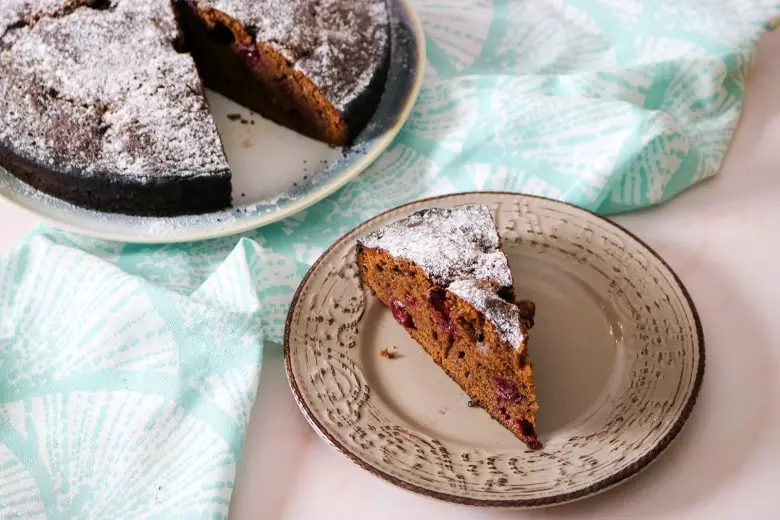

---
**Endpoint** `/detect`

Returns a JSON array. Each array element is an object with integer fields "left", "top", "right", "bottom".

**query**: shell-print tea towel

[
  {"left": 0, "top": 235, "right": 265, "bottom": 519},
  {"left": 2, "top": 0, "right": 780, "bottom": 518},
  {"left": 408, "top": 0, "right": 779, "bottom": 213}
]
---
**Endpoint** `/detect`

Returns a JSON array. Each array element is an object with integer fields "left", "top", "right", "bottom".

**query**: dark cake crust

[{"left": 0, "top": 142, "right": 230, "bottom": 216}]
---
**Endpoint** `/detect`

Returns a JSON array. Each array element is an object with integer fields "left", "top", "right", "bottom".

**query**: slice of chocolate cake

[
  {"left": 173, "top": 0, "right": 390, "bottom": 146},
  {"left": 356, "top": 205, "right": 542, "bottom": 450}
]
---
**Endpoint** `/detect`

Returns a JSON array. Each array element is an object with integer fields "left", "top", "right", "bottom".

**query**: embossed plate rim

[
  {"left": 284, "top": 192, "right": 705, "bottom": 508},
  {"left": 0, "top": 0, "right": 425, "bottom": 244}
]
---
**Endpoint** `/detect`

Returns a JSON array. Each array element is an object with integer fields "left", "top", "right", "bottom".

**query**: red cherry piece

[
  {"left": 390, "top": 299, "right": 414, "bottom": 329},
  {"left": 238, "top": 45, "right": 262, "bottom": 67},
  {"left": 427, "top": 287, "right": 452, "bottom": 334},
  {"left": 495, "top": 377, "right": 524, "bottom": 403}
]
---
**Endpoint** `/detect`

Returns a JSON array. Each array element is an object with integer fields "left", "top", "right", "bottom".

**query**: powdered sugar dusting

[
  {"left": 449, "top": 279, "right": 527, "bottom": 352},
  {"left": 358, "top": 205, "right": 514, "bottom": 289},
  {"left": 1, "top": 0, "right": 70, "bottom": 36},
  {"left": 0, "top": 0, "right": 229, "bottom": 179},
  {"left": 201, "top": 0, "right": 389, "bottom": 110},
  {"left": 0, "top": 0, "right": 79, "bottom": 49}
]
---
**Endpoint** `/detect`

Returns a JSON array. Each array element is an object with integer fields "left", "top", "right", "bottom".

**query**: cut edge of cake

[
  {"left": 172, "top": 0, "right": 391, "bottom": 147},
  {"left": 356, "top": 204, "right": 542, "bottom": 450}
]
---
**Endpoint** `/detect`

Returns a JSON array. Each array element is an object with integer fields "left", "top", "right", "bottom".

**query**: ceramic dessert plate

[
  {"left": 285, "top": 192, "right": 705, "bottom": 507},
  {"left": 0, "top": 0, "right": 424, "bottom": 244}
]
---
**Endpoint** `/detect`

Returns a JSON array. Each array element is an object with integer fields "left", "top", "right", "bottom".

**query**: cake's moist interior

[
  {"left": 172, "top": 1, "right": 350, "bottom": 145},
  {"left": 358, "top": 246, "right": 542, "bottom": 450}
]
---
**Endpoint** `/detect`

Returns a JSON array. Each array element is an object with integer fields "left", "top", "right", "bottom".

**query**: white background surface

[{"left": 2, "top": 30, "right": 780, "bottom": 520}]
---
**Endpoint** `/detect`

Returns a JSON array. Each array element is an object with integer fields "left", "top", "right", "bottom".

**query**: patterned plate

[
  {"left": 0, "top": 0, "right": 424, "bottom": 244},
  {"left": 284, "top": 192, "right": 704, "bottom": 508}
]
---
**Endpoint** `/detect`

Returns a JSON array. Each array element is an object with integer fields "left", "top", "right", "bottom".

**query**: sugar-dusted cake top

[
  {"left": 0, "top": 0, "right": 229, "bottom": 180},
  {"left": 358, "top": 204, "right": 530, "bottom": 350},
  {"left": 198, "top": 0, "right": 390, "bottom": 111},
  {"left": 358, "top": 204, "right": 513, "bottom": 289}
]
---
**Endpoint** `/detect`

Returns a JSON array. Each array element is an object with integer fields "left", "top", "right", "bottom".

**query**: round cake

[{"left": 0, "top": 0, "right": 390, "bottom": 216}]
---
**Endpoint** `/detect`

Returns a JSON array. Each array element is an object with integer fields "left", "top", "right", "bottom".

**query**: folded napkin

[{"left": 2, "top": 1, "right": 777, "bottom": 517}]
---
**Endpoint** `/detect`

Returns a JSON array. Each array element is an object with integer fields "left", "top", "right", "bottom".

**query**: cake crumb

[
  {"left": 467, "top": 400, "right": 480, "bottom": 408},
  {"left": 227, "top": 113, "right": 241, "bottom": 121},
  {"left": 379, "top": 348, "right": 396, "bottom": 359}
]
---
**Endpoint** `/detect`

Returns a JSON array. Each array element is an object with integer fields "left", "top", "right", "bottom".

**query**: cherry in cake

[{"left": 356, "top": 205, "right": 542, "bottom": 450}]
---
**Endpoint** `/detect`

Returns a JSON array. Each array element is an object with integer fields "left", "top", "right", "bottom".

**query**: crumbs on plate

[{"left": 379, "top": 348, "right": 397, "bottom": 359}]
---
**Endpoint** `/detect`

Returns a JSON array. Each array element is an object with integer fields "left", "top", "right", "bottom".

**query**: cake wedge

[{"left": 356, "top": 204, "right": 542, "bottom": 449}]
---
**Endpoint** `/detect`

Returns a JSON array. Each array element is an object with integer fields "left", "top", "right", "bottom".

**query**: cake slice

[{"left": 356, "top": 205, "right": 542, "bottom": 449}]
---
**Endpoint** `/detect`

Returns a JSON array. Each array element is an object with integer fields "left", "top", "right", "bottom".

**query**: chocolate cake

[
  {"left": 0, "top": 0, "right": 390, "bottom": 216},
  {"left": 356, "top": 205, "right": 542, "bottom": 450}
]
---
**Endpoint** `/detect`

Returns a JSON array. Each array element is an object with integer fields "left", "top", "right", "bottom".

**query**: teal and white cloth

[{"left": 1, "top": 1, "right": 778, "bottom": 517}]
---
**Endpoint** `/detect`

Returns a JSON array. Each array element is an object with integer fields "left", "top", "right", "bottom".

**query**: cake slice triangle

[{"left": 356, "top": 204, "right": 542, "bottom": 449}]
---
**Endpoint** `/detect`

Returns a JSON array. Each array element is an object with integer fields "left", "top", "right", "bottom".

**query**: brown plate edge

[{"left": 283, "top": 191, "right": 706, "bottom": 508}]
